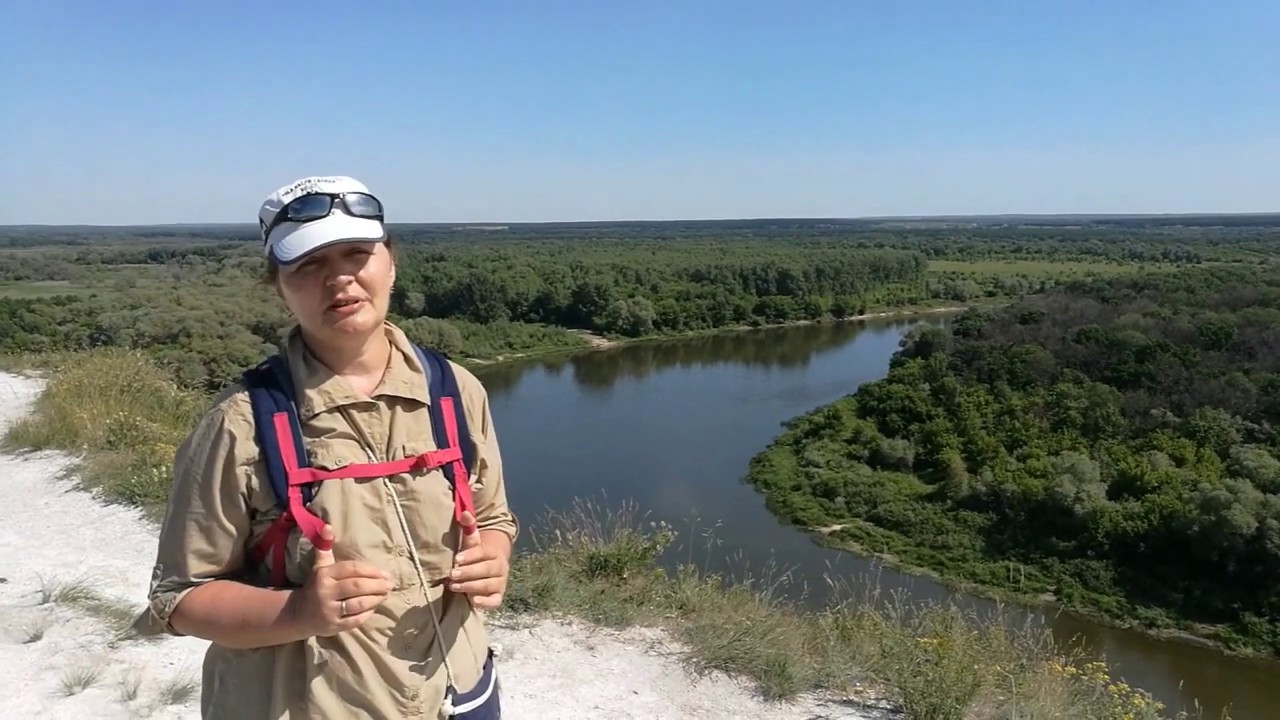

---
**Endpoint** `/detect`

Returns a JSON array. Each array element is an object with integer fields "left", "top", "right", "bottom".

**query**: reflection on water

[
  {"left": 473, "top": 316, "right": 1276, "bottom": 720},
  {"left": 478, "top": 319, "right": 884, "bottom": 395}
]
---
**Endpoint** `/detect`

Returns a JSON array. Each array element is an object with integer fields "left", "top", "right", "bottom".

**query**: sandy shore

[{"left": 0, "top": 371, "right": 891, "bottom": 719}]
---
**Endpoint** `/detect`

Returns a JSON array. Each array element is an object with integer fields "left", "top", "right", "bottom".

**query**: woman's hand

[
  {"left": 288, "top": 525, "right": 395, "bottom": 637},
  {"left": 449, "top": 511, "right": 512, "bottom": 610}
]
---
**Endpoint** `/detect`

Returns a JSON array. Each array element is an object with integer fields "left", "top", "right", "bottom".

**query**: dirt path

[{"left": 0, "top": 371, "right": 888, "bottom": 719}]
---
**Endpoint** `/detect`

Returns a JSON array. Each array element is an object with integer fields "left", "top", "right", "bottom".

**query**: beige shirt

[{"left": 135, "top": 322, "right": 519, "bottom": 719}]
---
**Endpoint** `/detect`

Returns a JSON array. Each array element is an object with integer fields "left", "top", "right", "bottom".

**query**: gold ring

[{"left": 340, "top": 599, "right": 347, "bottom": 617}]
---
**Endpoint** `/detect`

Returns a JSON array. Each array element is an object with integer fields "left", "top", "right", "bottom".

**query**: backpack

[{"left": 239, "top": 343, "right": 477, "bottom": 587}]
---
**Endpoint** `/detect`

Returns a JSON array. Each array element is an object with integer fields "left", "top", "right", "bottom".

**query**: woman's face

[{"left": 275, "top": 240, "right": 396, "bottom": 345}]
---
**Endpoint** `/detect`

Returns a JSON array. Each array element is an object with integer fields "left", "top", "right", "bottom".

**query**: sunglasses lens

[
  {"left": 286, "top": 194, "right": 334, "bottom": 222},
  {"left": 343, "top": 193, "right": 383, "bottom": 219}
]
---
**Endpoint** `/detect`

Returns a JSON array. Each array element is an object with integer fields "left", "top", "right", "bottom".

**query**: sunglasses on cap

[{"left": 260, "top": 192, "right": 385, "bottom": 244}]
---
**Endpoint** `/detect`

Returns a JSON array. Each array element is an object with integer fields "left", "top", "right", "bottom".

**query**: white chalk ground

[{"left": 0, "top": 371, "right": 894, "bottom": 719}]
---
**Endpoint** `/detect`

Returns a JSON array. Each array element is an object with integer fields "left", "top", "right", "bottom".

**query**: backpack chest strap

[{"left": 268, "top": 410, "right": 475, "bottom": 551}]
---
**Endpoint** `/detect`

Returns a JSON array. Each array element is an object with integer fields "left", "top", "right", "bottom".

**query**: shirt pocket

[
  {"left": 278, "top": 440, "right": 395, "bottom": 580},
  {"left": 392, "top": 438, "right": 461, "bottom": 576}
]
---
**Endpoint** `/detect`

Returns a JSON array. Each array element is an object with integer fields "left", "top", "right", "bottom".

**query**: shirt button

[{"left": 395, "top": 546, "right": 408, "bottom": 556}]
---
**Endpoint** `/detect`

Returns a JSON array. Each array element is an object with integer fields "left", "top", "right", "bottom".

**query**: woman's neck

[{"left": 305, "top": 327, "right": 393, "bottom": 396}]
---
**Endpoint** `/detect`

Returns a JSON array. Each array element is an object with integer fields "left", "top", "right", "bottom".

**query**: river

[{"left": 472, "top": 316, "right": 1277, "bottom": 720}]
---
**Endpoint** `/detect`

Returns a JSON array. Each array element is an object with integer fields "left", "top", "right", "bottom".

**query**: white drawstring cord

[
  {"left": 337, "top": 405, "right": 473, "bottom": 716},
  {"left": 383, "top": 477, "right": 458, "bottom": 697}
]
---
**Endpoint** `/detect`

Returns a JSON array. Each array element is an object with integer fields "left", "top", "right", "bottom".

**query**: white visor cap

[{"left": 258, "top": 175, "right": 386, "bottom": 265}]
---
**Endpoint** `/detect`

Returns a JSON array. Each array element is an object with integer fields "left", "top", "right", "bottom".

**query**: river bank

[
  {"left": 748, "top": 414, "right": 1276, "bottom": 666},
  {"left": 796, "top": 514, "right": 1245, "bottom": 656},
  {"left": 460, "top": 300, "right": 979, "bottom": 367}
]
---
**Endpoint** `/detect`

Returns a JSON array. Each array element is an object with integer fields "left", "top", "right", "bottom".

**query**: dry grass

[
  {"left": 37, "top": 573, "right": 143, "bottom": 638},
  {"left": 158, "top": 672, "right": 199, "bottom": 706},
  {"left": 58, "top": 663, "right": 103, "bottom": 696},
  {"left": 37, "top": 575, "right": 98, "bottom": 605},
  {"left": 117, "top": 668, "right": 143, "bottom": 703},
  {"left": 504, "top": 498, "right": 1214, "bottom": 720},
  {"left": 21, "top": 615, "right": 49, "bottom": 644},
  {"left": 1, "top": 348, "right": 204, "bottom": 512}
]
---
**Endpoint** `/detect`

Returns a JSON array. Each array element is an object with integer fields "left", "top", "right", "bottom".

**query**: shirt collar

[{"left": 284, "top": 321, "right": 431, "bottom": 420}]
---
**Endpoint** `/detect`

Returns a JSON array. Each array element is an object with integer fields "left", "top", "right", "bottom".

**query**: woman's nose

[{"left": 325, "top": 271, "right": 355, "bottom": 288}]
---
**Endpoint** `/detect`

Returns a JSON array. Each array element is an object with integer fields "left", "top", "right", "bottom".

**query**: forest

[
  {"left": 0, "top": 220, "right": 1273, "bottom": 395},
  {"left": 0, "top": 236, "right": 931, "bottom": 392},
  {"left": 746, "top": 262, "right": 1280, "bottom": 656}
]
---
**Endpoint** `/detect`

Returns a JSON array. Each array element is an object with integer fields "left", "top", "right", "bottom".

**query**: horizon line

[{"left": 4, "top": 209, "right": 1280, "bottom": 229}]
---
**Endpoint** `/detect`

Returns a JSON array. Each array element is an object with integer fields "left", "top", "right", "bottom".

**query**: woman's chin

[{"left": 321, "top": 304, "right": 383, "bottom": 334}]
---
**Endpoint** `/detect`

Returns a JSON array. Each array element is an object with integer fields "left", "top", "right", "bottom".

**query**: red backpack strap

[
  {"left": 413, "top": 345, "right": 477, "bottom": 534},
  {"left": 242, "top": 355, "right": 316, "bottom": 586},
  {"left": 246, "top": 512, "right": 295, "bottom": 587}
]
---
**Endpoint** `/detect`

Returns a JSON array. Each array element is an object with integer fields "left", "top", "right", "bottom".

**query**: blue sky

[{"left": 2, "top": 1, "right": 1277, "bottom": 224}]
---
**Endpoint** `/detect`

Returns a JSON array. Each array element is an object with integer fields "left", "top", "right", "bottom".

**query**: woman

[{"left": 135, "top": 175, "right": 517, "bottom": 719}]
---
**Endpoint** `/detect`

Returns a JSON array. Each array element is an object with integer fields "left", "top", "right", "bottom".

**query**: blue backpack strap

[
  {"left": 413, "top": 344, "right": 475, "bottom": 486},
  {"left": 241, "top": 354, "right": 314, "bottom": 508}
]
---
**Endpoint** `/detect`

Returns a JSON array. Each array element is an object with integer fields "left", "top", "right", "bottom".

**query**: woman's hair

[{"left": 261, "top": 235, "right": 395, "bottom": 285}]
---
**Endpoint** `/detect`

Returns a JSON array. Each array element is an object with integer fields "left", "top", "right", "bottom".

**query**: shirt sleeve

[
  {"left": 135, "top": 395, "right": 256, "bottom": 636},
  {"left": 458, "top": 366, "right": 519, "bottom": 543}
]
